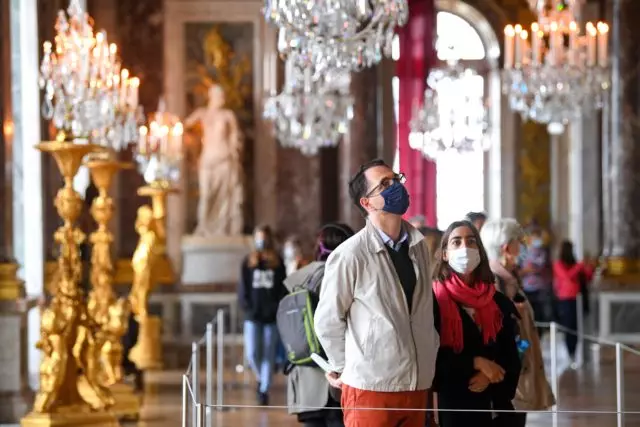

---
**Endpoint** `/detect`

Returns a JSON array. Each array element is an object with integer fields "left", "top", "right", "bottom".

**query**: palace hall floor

[{"left": 7, "top": 337, "right": 640, "bottom": 427}]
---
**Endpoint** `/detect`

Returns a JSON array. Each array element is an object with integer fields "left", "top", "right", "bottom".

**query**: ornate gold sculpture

[
  {"left": 128, "top": 183, "right": 176, "bottom": 370},
  {"left": 21, "top": 140, "right": 119, "bottom": 427},
  {"left": 80, "top": 158, "right": 141, "bottom": 419}
]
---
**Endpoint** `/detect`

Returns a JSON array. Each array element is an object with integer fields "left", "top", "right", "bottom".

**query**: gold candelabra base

[
  {"left": 77, "top": 378, "right": 140, "bottom": 422},
  {"left": 129, "top": 315, "right": 163, "bottom": 371},
  {"left": 137, "top": 182, "right": 178, "bottom": 284},
  {"left": 109, "top": 383, "right": 141, "bottom": 421},
  {"left": 20, "top": 406, "right": 120, "bottom": 427},
  {"left": 22, "top": 141, "right": 119, "bottom": 427},
  {"left": 0, "top": 262, "right": 25, "bottom": 300}
]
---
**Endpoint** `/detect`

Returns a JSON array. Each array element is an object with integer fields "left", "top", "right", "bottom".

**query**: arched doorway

[{"left": 392, "top": 0, "right": 501, "bottom": 229}]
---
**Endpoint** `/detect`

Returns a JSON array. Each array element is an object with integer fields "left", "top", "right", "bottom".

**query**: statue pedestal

[{"left": 181, "top": 235, "right": 252, "bottom": 285}]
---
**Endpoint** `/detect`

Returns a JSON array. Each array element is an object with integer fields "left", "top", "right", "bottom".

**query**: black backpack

[{"left": 276, "top": 264, "right": 326, "bottom": 366}]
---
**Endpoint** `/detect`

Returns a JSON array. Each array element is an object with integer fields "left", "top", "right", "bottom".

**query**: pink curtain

[{"left": 396, "top": 0, "right": 437, "bottom": 226}]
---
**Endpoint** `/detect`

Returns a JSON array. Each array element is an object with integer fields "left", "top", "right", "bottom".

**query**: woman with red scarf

[{"left": 432, "top": 221, "right": 521, "bottom": 427}]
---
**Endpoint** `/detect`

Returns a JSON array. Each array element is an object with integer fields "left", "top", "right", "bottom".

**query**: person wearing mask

[
  {"left": 314, "top": 159, "right": 439, "bottom": 427},
  {"left": 519, "top": 226, "right": 552, "bottom": 335},
  {"left": 480, "top": 219, "right": 555, "bottom": 426},
  {"left": 464, "top": 211, "right": 487, "bottom": 232},
  {"left": 432, "top": 220, "right": 521, "bottom": 427},
  {"left": 552, "top": 240, "right": 594, "bottom": 368},
  {"left": 238, "top": 225, "right": 287, "bottom": 405},
  {"left": 283, "top": 236, "right": 309, "bottom": 276},
  {"left": 285, "top": 223, "right": 355, "bottom": 427}
]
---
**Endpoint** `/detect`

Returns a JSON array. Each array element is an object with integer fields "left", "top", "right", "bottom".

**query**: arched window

[{"left": 392, "top": 9, "right": 495, "bottom": 229}]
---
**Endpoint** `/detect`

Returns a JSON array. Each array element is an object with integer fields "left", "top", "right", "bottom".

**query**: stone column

[
  {"left": 568, "top": 115, "right": 602, "bottom": 260},
  {"left": 5, "top": 0, "right": 43, "bottom": 418},
  {"left": 339, "top": 67, "right": 380, "bottom": 230},
  {"left": 550, "top": 133, "right": 570, "bottom": 242},
  {"left": 605, "top": 0, "right": 640, "bottom": 276}
]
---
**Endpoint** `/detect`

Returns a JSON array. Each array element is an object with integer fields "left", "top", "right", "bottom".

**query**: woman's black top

[
  {"left": 238, "top": 256, "right": 287, "bottom": 324},
  {"left": 432, "top": 292, "right": 521, "bottom": 425}
]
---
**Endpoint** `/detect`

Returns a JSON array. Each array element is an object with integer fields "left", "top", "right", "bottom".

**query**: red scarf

[{"left": 434, "top": 274, "right": 502, "bottom": 353}]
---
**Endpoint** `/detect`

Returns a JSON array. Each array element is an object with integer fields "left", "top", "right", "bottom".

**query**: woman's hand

[
  {"left": 473, "top": 357, "right": 505, "bottom": 383},
  {"left": 326, "top": 372, "right": 343, "bottom": 389},
  {"left": 468, "top": 372, "right": 491, "bottom": 393}
]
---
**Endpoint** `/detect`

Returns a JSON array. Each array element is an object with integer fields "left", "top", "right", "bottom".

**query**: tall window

[{"left": 393, "top": 11, "right": 489, "bottom": 229}]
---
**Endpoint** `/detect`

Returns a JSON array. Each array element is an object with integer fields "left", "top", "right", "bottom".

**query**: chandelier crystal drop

[
  {"left": 409, "top": 60, "right": 490, "bottom": 160},
  {"left": 134, "top": 99, "right": 184, "bottom": 185},
  {"left": 502, "top": 0, "right": 610, "bottom": 135},
  {"left": 39, "top": 0, "right": 141, "bottom": 149},
  {"left": 263, "top": 60, "right": 354, "bottom": 156},
  {"left": 264, "top": 0, "right": 408, "bottom": 74}
]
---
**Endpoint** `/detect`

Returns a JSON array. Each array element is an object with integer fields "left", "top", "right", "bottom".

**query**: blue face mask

[
  {"left": 254, "top": 238, "right": 265, "bottom": 251},
  {"left": 379, "top": 181, "right": 411, "bottom": 215}
]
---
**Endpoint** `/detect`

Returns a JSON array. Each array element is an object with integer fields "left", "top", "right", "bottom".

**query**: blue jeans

[{"left": 244, "top": 320, "right": 279, "bottom": 394}]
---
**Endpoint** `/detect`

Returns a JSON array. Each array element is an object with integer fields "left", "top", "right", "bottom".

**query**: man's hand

[
  {"left": 326, "top": 372, "right": 343, "bottom": 389},
  {"left": 473, "top": 357, "right": 505, "bottom": 383},
  {"left": 468, "top": 372, "right": 490, "bottom": 393}
]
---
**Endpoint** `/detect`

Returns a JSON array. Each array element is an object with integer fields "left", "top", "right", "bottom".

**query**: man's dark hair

[
  {"left": 465, "top": 211, "right": 487, "bottom": 223},
  {"left": 348, "top": 159, "right": 390, "bottom": 216}
]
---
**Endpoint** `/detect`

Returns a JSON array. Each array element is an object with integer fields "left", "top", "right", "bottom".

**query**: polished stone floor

[
  {"left": 6, "top": 335, "right": 640, "bottom": 427},
  {"left": 122, "top": 335, "right": 640, "bottom": 427}
]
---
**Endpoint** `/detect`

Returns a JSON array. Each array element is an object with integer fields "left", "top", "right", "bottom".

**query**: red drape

[{"left": 396, "top": 0, "right": 437, "bottom": 227}]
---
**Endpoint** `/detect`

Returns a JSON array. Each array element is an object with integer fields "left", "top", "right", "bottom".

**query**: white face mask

[
  {"left": 447, "top": 247, "right": 481, "bottom": 275},
  {"left": 283, "top": 244, "right": 297, "bottom": 260}
]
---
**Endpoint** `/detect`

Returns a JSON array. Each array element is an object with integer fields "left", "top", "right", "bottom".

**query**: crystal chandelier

[
  {"left": 135, "top": 100, "right": 183, "bottom": 185},
  {"left": 263, "top": 59, "right": 354, "bottom": 156},
  {"left": 39, "top": 0, "right": 140, "bottom": 149},
  {"left": 409, "top": 60, "right": 490, "bottom": 160},
  {"left": 263, "top": 0, "right": 408, "bottom": 74},
  {"left": 502, "top": 0, "right": 610, "bottom": 135}
]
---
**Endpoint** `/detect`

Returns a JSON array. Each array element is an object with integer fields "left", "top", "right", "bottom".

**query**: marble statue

[{"left": 185, "top": 84, "right": 244, "bottom": 236}]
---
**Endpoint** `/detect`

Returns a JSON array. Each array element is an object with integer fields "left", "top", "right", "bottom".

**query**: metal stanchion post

[
  {"left": 196, "top": 403, "right": 205, "bottom": 427},
  {"left": 577, "top": 293, "right": 585, "bottom": 367},
  {"left": 192, "top": 341, "right": 200, "bottom": 427},
  {"left": 550, "top": 322, "right": 559, "bottom": 427},
  {"left": 206, "top": 322, "right": 214, "bottom": 427},
  {"left": 182, "top": 375, "right": 188, "bottom": 427},
  {"left": 616, "top": 343, "right": 625, "bottom": 427},
  {"left": 216, "top": 309, "right": 225, "bottom": 411}
]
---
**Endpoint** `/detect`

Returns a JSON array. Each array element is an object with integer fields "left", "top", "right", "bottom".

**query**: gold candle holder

[
  {"left": 128, "top": 180, "right": 177, "bottom": 371},
  {"left": 78, "top": 158, "right": 141, "bottom": 420},
  {"left": 21, "top": 141, "right": 119, "bottom": 427}
]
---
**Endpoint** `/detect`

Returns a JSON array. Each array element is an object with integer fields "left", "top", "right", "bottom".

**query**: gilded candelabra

[
  {"left": 21, "top": 139, "right": 119, "bottom": 427},
  {"left": 128, "top": 182, "right": 177, "bottom": 370},
  {"left": 78, "top": 157, "right": 141, "bottom": 420}
]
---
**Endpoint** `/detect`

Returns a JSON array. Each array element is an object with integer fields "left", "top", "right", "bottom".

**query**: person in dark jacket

[
  {"left": 238, "top": 225, "right": 287, "bottom": 405},
  {"left": 431, "top": 220, "right": 521, "bottom": 427},
  {"left": 286, "top": 223, "right": 354, "bottom": 427}
]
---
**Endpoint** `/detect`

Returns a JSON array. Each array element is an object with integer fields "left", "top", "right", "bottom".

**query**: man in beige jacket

[{"left": 314, "top": 159, "right": 440, "bottom": 427}]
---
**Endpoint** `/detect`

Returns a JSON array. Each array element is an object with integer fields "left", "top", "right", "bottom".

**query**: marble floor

[
  {"left": 128, "top": 334, "right": 640, "bottom": 427},
  {"left": 6, "top": 335, "right": 640, "bottom": 427}
]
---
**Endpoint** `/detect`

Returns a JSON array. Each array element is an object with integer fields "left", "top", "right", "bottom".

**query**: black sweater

[
  {"left": 238, "top": 256, "right": 287, "bottom": 323},
  {"left": 432, "top": 292, "right": 521, "bottom": 427}
]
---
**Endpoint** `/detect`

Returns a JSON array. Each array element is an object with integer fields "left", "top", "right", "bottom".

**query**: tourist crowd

[{"left": 238, "top": 158, "right": 595, "bottom": 427}]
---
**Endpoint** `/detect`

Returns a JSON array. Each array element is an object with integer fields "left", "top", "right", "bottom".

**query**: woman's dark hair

[
  {"left": 559, "top": 240, "right": 577, "bottom": 266},
  {"left": 432, "top": 220, "right": 496, "bottom": 284},
  {"left": 315, "top": 223, "right": 355, "bottom": 261},
  {"left": 248, "top": 224, "right": 280, "bottom": 268}
]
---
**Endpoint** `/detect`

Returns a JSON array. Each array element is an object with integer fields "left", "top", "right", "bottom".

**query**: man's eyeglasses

[{"left": 365, "top": 173, "right": 407, "bottom": 198}]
